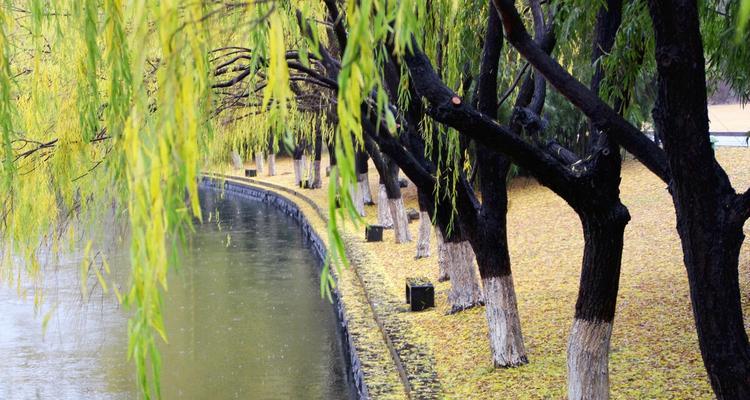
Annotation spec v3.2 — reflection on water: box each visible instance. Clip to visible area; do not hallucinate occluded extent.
[0,187,354,399]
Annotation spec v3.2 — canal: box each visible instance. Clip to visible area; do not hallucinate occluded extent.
[0,187,354,399]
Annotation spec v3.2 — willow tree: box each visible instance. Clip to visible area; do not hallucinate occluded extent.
[3,1,749,399]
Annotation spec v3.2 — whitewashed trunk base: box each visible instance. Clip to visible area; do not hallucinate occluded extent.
[415,211,431,258]
[483,275,528,367]
[231,150,243,169]
[567,319,612,400]
[301,155,308,183]
[436,230,450,282]
[255,153,264,174]
[267,154,276,176]
[312,160,322,188]
[377,184,394,228]
[293,159,302,186]
[388,198,411,243]
[353,183,366,217]
[445,240,483,313]
[360,173,374,205]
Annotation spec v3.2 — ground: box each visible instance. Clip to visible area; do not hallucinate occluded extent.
[219,147,749,399]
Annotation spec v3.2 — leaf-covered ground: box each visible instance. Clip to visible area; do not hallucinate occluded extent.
[224,147,749,399]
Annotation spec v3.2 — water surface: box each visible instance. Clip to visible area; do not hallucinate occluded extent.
[0,187,353,399]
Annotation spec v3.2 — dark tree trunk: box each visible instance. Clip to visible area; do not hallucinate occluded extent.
[568,203,629,400]
[312,130,323,188]
[647,1,750,397]
[328,141,337,167]
[292,142,306,186]
[464,1,528,367]
[587,0,623,152]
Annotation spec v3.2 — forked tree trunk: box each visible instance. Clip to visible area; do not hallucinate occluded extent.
[388,197,411,243]
[377,183,394,228]
[255,152,264,173]
[442,237,483,313]
[436,230,450,282]
[415,211,431,258]
[567,205,629,400]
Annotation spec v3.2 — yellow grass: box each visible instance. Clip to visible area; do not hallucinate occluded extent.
[223,147,750,399]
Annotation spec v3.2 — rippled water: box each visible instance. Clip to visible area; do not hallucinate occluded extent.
[0,187,354,399]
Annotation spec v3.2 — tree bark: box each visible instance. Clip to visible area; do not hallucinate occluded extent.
[357,150,374,204]
[415,188,432,258]
[378,183,394,228]
[436,229,450,282]
[255,152,264,174]
[647,1,750,396]
[312,129,323,188]
[231,150,243,170]
[567,205,629,400]
[293,144,305,186]
[267,153,276,176]
[388,197,411,243]
[441,234,484,313]
[483,274,526,367]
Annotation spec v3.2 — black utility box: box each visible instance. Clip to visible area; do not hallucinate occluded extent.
[365,225,384,242]
[406,277,435,311]
[245,169,257,177]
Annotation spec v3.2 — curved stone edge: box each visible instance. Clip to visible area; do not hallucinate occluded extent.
[200,176,407,400]
[202,173,443,400]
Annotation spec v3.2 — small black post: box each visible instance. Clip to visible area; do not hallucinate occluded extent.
[406,277,434,311]
[365,225,384,242]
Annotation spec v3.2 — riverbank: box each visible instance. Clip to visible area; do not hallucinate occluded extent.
[211,147,749,399]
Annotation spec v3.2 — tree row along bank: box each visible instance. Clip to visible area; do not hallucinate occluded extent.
[216,148,749,399]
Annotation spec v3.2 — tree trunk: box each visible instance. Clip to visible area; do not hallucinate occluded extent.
[356,151,374,204]
[267,153,276,176]
[353,182,365,217]
[442,237,483,313]
[646,3,750,397]
[483,274,527,367]
[231,150,243,170]
[255,152,264,174]
[293,159,302,186]
[567,205,629,400]
[293,144,305,186]
[415,189,432,258]
[415,211,431,258]
[436,230,450,282]
[359,173,374,204]
[388,197,411,243]
[377,183,394,228]
[312,160,322,188]
[312,129,323,188]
